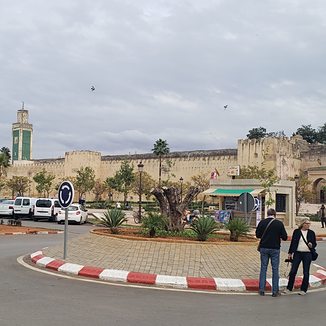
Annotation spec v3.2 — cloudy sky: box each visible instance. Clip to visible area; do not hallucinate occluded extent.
[0,0,325,159]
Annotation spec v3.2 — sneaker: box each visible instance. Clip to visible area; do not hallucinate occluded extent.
[282,289,292,294]
[272,292,281,297]
[298,291,306,296]
[258,290,265,296]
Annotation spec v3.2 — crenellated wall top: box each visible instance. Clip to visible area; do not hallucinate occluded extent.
[101,149,237,161]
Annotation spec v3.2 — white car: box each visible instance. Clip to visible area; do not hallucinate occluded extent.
[0,199,15,217]
[57,204,88,224]
[13,197,38,219]
[33,198,61,222]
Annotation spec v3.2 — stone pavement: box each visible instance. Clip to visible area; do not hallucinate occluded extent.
[29,212,326,292]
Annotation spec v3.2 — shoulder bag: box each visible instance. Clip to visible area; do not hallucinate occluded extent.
[300,231,318,261]
[257,218,275,251]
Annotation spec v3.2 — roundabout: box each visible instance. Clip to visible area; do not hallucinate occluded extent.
[25,228,326,294]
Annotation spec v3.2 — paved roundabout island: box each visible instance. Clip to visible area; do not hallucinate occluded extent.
[26,229,326,294]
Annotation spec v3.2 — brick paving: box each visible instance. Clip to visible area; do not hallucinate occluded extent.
[43,232,319,279]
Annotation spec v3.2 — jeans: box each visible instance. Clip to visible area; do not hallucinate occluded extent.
[259,248,280,294]
[287,251,312,292]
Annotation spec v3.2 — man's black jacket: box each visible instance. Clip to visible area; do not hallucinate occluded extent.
[256,217,288,249]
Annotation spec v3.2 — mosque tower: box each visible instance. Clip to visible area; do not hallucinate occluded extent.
[12,103,33,161]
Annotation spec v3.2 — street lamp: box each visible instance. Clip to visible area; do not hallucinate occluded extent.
[138,161,144,221]
[294,174,299,216]
[179,177,184,201]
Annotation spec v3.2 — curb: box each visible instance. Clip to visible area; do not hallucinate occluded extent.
[30,251,326,293]
[1,231,64,236]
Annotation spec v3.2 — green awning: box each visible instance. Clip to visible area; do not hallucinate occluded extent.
[202,188,264,197]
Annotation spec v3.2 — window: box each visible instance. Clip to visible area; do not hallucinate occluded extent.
[276,194,286,212]
[14,199,22,205]
[36,199,52,208]
[23,199,30,205]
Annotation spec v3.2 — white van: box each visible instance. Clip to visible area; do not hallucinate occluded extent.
[13,197,38,219]
[33,198,61,222]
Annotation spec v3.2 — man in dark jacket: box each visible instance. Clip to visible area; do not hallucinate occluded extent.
[256,208,288,297]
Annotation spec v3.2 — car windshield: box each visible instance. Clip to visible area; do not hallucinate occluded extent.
[36,200,52,208]
[14,199,22,205]
[2,200,14,204]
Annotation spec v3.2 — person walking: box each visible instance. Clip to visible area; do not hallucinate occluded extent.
[320,204,325,228]
[284,217,317,295]
[256,208,288,297]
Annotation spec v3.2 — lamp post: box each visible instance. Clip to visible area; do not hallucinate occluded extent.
[294,174,299,216]
[179,177,184,201]
[138,161,144,221]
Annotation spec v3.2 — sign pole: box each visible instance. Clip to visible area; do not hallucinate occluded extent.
[63,208,68,259]
[58,180,74,261]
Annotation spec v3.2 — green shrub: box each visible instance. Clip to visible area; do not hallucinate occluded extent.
[141,212,168,237]
[225,218,250,241]
[189,216,220,241]
[99,208,127,234]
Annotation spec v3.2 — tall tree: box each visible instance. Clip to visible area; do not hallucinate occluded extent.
[92,179,107,202]
[75,166,95,199]
[152,139,170,187]
[6,176,30,197]
[316,122,326,144]
[106,161,135,205]
[33,169,55,197]
[132,171,155,200]
[291,172,313,215]
[0,147,11,177]
[246,127,267,140]
[237,166,279,208]
[295,124,318,143]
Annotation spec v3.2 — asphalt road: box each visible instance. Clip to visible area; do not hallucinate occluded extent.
[0,222,325,326]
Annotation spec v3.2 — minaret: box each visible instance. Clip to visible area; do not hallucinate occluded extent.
[12,103,33,161]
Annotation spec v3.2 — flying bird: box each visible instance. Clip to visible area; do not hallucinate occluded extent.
[91,86,95,91]
[224,104,228,110]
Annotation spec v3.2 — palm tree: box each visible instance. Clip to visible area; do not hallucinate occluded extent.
[152,139,170,187]
[0,147,11,178]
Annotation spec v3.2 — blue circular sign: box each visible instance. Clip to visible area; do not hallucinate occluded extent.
[58,181,74,208]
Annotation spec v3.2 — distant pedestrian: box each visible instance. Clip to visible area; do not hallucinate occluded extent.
[319,204,325,228]
[256,208,288,297]
[284,217,317,295]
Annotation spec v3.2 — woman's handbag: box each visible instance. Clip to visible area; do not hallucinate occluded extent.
[300,232,318,261]
[311,249,319,261]
[257,219,275,251]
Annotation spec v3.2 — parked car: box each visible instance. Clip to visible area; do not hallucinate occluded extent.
[33,198,61,222]
[57,203,88,224]
[13,197,38,219]
[0,199,15,217]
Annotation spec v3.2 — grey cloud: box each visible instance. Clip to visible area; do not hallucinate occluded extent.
[1,0,325,159]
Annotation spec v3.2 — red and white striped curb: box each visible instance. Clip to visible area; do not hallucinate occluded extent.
[30,251,326,292]
[1,230,63,235]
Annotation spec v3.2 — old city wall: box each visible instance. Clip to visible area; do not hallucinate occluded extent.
[6,158,65,197]
[4,149,238,200]
[99,150,238,183]
[237,136,308,179]
[4,136,326,201]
